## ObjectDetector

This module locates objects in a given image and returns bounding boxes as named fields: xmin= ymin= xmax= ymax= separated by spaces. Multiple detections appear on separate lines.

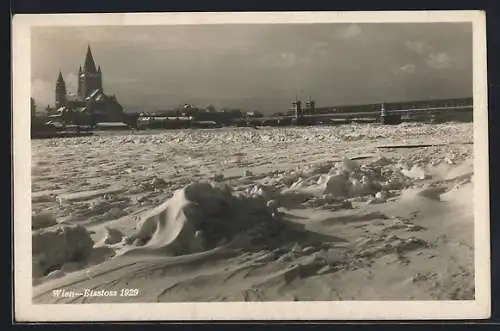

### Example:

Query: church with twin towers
xmin=55 ymin=45 xmax=124 ymax=123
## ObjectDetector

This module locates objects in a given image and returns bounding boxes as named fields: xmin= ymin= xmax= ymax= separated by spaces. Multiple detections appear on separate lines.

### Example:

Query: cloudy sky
xmin=31 ymin=23 xmax=472 ymax=113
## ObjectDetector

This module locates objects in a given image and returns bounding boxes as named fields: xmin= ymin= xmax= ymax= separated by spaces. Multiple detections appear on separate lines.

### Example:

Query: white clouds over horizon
xmin=398 ymin=64 xmax=417 ymax=75
xmin=31 ymin=23 xmax=472 ymax=112
xmin=425 ymin=52 xmax=454 ymax=69
xmin=404 ymin=41 xmax=429 ymax=55
xmin=404 ymin=40 xmax=456 ymax=70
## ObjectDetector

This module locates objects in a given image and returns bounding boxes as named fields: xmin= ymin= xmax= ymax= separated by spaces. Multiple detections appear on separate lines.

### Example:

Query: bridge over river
xmin=135 ymin=104 xmax=473 ymax=129
xmin=255 ymin=105 xmax=473 ymax=125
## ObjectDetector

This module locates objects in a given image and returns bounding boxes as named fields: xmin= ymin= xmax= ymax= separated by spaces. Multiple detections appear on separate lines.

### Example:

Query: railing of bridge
xmin=387 ymin=105 xmax=473 ymax=114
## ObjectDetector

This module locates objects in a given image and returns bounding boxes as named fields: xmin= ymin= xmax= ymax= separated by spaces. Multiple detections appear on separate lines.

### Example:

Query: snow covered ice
xmin=31 ymin=123 xmax=475 ymax=302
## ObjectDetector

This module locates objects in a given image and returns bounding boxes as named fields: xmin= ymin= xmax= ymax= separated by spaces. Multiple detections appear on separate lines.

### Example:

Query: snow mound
xmin=122 ymin=181 xmax=276 ymax=257
xmin=32 ymin=224 xmax=94 ymax=278
xmin=32 ymin=212 xmax=57 ymax=230
xmin=283 ymin=158 xmax=404 ymax=201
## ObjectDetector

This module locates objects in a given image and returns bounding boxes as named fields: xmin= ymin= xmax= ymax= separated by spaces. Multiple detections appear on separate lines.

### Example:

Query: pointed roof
xmin=57 ymin=71 xmax=64 ymax=82
xmin=78 ymin=65 xmax=82 ymax=74
xmin=83 ymin=44 xmax=97 ymax=73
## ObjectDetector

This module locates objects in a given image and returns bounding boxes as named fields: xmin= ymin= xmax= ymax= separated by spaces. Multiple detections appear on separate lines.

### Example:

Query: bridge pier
xmin=379 ymin=103 xmax=402 ymax=125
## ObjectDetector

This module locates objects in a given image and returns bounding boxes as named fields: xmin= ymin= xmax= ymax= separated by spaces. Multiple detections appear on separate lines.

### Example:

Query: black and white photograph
xmin=13 ymin=11 xmax=490 ymax=321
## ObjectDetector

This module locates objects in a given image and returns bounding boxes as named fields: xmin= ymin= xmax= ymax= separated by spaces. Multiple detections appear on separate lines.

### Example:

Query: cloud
xmin=338 ymin=24 xmax=362 ymax=39
xmin=404 ymin=41 xmax=429 ymax=55
xmin=405 ymin=41 xmax=454 ymax=70
xmin=398 ymin=64 xmax=417 ymax=74
xmin=31 ymin=78 xmax=52 ymax=106
xmin=64 ymin=72 xmax=78 ymax=94
xmin=31 ymin=72 xmax=78 ymax=105
xmin=425 ymin=52 xmax=453 ymax=69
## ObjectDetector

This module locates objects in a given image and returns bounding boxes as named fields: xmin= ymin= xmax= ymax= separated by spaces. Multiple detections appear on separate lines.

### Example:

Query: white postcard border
xmin=13 ymin=10 xmax=490 ymax=321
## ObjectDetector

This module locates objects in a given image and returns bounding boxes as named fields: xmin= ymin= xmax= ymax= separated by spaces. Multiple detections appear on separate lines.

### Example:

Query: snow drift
xmin=121 ymin=181 xmax=277 ymax=257
xmin=32 ymin=224 xmax=94 ymax=278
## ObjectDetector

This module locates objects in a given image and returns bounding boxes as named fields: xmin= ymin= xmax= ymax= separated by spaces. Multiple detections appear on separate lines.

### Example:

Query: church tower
xmin=55 ymin=71 xmax=67 ymax=109
xmin=78 ymin=45 xmax=103 ymax=99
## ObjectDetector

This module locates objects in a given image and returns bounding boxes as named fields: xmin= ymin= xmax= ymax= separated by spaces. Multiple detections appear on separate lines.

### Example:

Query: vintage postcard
xmin=13 ymin=11 xmax=490 ymax=321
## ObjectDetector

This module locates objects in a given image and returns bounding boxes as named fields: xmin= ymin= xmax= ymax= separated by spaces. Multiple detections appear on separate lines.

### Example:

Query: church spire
xmin=84 ymin=44 xmax=97 ymax=73
xmin=57 ymin=71 xmax=64 ymax=82
xmin=55 ymin=71 xmax=67 ymax=109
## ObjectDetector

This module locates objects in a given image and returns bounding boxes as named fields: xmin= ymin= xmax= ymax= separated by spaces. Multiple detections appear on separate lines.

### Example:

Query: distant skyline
xmin=31 ymin=23 xmax=473 ymax=113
